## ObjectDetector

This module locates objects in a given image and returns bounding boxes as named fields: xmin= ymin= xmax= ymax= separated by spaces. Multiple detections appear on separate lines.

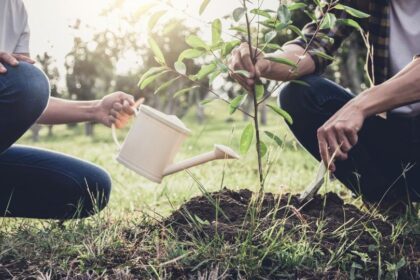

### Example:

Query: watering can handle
xmin=111 ymin=98 xmax=143 ymax=150
xmin=111 ymin=124 xmax=122 ymax=150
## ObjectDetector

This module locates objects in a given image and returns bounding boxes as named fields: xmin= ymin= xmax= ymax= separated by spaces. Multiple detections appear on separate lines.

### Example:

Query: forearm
xmin=352 ymin=58 xmax=420 ymax=117
xmin=37 ymin=97 xmax=100 ymax=125
xmin=262 ymin=44 xmax=316 ymax=81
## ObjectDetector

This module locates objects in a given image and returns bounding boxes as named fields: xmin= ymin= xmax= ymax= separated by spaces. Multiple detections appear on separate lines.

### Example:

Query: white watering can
xmin=112 ymin=104 xmax=240 ymax=183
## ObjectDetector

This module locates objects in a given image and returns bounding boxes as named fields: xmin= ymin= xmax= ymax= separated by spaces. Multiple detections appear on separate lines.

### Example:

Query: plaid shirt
xmin=287 ymin=0 xmax=400 ymax=85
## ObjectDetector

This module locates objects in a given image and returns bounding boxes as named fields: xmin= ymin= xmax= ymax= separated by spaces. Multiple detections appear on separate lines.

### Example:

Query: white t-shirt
xmin=389 ymin=0 xmax=420 ymax=116
xmin=0 ymin=0 xmax=30 ymax=54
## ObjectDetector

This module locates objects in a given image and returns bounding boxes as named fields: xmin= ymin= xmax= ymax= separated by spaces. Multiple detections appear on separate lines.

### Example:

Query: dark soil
xmin=164 ymin=188 xmax=420 ymax=279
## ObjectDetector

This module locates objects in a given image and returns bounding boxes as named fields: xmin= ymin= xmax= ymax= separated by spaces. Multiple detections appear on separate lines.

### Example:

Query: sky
xmin=23 ymin=0 xmax=278 ymax=75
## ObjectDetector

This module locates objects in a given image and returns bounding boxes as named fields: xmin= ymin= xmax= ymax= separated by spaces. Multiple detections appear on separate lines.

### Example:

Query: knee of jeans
xmin=278 ymin=75 xmax=322 ymax=111
xmin=11 ymin=62 xmax=50 ymax=121
xmin=81 ymin=167 xmax=112 ymax=216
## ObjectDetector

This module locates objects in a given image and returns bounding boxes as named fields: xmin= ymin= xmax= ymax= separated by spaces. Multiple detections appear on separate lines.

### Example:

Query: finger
xmin=336 ymin=129 xmax=352 ymax=153
xmin=110 ymin=108 xmax=121 ymax=118
xmin=12 ymin=54 xmax=35 ymax=64
xmin=239 ymin=44 xmax=255 ymax=77
xmin=231 ymin=72 xmax=250 ymax=90
xmin=326 ymin=132 xmax=346 ymax=162
xmin=0 ymin=62 xmax=6 ymax=73
xmin=345 ymin=128 xmax=359 ymax=147
xmin=0 ymin=53 xmax=19 ymax=66
xmin=118 ymin=92 xmax=134 ymax=105
xmin=134 ymin=97 xmax=145 ymax=108
xmin=317 ymin=130 xmax=330 ymax=169
xmin=122 ymin=99 xmax=135 ymax=115
xmin=113 ymin=102 xmax=123 ymax=112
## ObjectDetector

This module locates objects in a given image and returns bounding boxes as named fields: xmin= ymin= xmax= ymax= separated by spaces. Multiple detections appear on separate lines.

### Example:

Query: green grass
xmin=1 ymin=102 xmax=416 ymax=279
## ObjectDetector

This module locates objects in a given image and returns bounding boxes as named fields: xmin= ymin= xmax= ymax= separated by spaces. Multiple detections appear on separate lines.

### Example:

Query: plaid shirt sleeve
xmin=285 ymin=1 xmax=363 ymax=74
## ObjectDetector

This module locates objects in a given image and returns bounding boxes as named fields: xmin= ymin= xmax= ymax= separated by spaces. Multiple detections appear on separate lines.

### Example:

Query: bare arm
xmin=37 ymin=92 xmax=137 ymax=128
xmin=317 ymin=57 xmax=420 ymax=171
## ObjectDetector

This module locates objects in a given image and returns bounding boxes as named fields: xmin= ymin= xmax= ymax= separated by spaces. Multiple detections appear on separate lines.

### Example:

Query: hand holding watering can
xmin=112 ymin=101 xmax=240 ymax=183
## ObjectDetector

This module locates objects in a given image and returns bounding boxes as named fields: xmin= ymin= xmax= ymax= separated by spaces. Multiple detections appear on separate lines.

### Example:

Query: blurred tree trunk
xmin=196 ymin=104 xmax=205 ymax=124
xmin=31 ymin=124 xmax=42 ymax=142
xmin=48 ymin=125 xmax=54 ymax=137
xmin=345 ymin=40 xmax=362 ymax=94
xmin=85 ymin=123 xmax=94 ymax=136
xmin=260 ymin=101 xmax=267 ymax=125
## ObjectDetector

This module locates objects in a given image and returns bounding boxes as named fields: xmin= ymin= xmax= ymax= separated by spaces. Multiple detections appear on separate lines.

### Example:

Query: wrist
xmin=88 ymin=100 xmax=102 ymax=122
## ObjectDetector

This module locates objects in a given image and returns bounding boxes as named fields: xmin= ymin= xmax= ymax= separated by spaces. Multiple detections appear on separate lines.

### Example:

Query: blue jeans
xmin=0 ymin=62 xmax=111 ymax=219
xmin=279 ymin=75 xmax=420 ymax=203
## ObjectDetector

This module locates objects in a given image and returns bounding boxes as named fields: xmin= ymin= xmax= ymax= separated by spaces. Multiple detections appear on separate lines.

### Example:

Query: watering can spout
xmin=163 ymin=144 xmax=240 ymax=177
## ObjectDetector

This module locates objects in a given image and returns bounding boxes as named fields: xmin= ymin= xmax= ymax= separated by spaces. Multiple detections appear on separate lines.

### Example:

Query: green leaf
xmin=240 ymin=123 xmax=254 ymax=154
xmin=337 ymin=18 xmax=362 ymax=30
xmin=264 ymin=43 xmax=283 ymax=51
xmin=212 ymin=19 xmax=222 ymax=46
xmin=334 ymin=4 xmax=370 ymax=18
xmin=233 ymin=7 xmax=246 ymax=22
xmin=222 ymin=40 xmax=241 ymax=57
xmin=138 ymin=67 xmax=166 ymax=87
xmin=186 ymin=35 xmax=208 ymax=50
xmin=199 ymin=0 xmax=211 ymax=15
xmin=312 ymin=51 xmax=335 ymax=61
xmin=229 ymin=26 xmax=247 ymax=34
xmin=264 ymin=131 xmax=283 ymax=147
xmin=290 ymin=80 xmax=310 ymax=87
xmin=233 ymin=70 xmax=250 ymax=78
xmin=133 ymin=3 xmax=155 ymax=18
xmin=174 ymin=61 xmax=186 ymax=75
xmin=255 ymin=83 xmax=264 ymax=100
xmin=304 ymin=11 xmax=317 ymax=22
xmin=178 ymin=49 xmax=205 ymax=62
xmin=264 ymin=31 xmax=277 ymax=44
xmin=148 ymin=37 xmax=166 ymax=65
xmin=139 ymin=70 xmax=169 ymax=90
xmin=174 ymin=86 xmax=199 ymax=98
xmin=288 ymin=25 xmax=307 ymax=42
xmin=209 ymin=69 xmax=222 ymax=84
xmin=200 ymin=98 xmax=215 ymax=105
xmin=250 ymin=9 xmax=271 ymax=18
xmin=265 ymin=56 xmax=297 ymax=68
xmin=259 ymin=141 xmax=268 ymax=158
xmin=148 ymin=10 xmax=166 ymax=31
xmin=194 ymin=63 xmax=217 ymax=80
xmin=267 ymin=104 xmax=293 ymax=125
xmin=287 ymin=3 xmax=307 ymax=11
xmin=277 ymin=4 xmax=291 ymax=24
xmin=320 ymin=13 xmax=337 ymax=30
xmin=154 ymin=76 xmax=181 ymax=95
xmin=229 ymin=94 xmax=247 ymax=114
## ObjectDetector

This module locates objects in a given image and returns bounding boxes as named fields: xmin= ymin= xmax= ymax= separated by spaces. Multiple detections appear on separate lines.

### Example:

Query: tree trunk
xmin=85 ymin=122 xmax=94 ymax=136
xmin=260 ymin=101 xmax=267 ymax=126
xmin=31 ymin=124 xmax=42 ymax=142
xmin=196 ymin=104 xmax=205 ymax=124
xmin=48 ymin=125 xmax=54 ymax=137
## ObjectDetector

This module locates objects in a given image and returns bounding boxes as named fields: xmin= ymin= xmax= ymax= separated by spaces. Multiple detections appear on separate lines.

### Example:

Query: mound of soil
xmin=164 ymin=188 xmax=420 ymax=279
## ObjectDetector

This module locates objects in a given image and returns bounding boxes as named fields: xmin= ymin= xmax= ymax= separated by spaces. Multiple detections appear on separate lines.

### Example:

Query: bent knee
xmin=278 ymin=75 xmax=324 ymax=113
xmin=77 ymin=167 xmax=112 ymax=218
xmin=6 ymin=62 xmax=50 ymax=120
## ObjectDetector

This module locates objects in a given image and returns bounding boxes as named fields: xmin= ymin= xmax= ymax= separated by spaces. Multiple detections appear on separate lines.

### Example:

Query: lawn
xmin=1 ymin=102 xmax=418 ymax=279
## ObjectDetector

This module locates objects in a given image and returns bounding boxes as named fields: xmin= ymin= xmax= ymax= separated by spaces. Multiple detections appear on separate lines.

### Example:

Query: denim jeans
xmin=0 ymin=62 xmax=111 ymax=219
xmin=279 ymin=75 xmax=420 ymax=203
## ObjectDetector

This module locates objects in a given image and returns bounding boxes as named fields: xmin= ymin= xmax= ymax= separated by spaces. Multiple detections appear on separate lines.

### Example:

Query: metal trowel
xmin=299 ymin=162 xmax=327 ymax=202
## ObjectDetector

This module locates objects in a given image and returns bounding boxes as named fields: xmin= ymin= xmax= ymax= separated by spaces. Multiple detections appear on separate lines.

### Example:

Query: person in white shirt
xmin=0 ymin=0 xmax=136 ymax=219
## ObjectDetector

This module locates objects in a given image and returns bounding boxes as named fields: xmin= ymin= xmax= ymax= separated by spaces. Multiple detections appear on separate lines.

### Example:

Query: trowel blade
xmin=299 ymin=163 xmax=327 ymax=202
